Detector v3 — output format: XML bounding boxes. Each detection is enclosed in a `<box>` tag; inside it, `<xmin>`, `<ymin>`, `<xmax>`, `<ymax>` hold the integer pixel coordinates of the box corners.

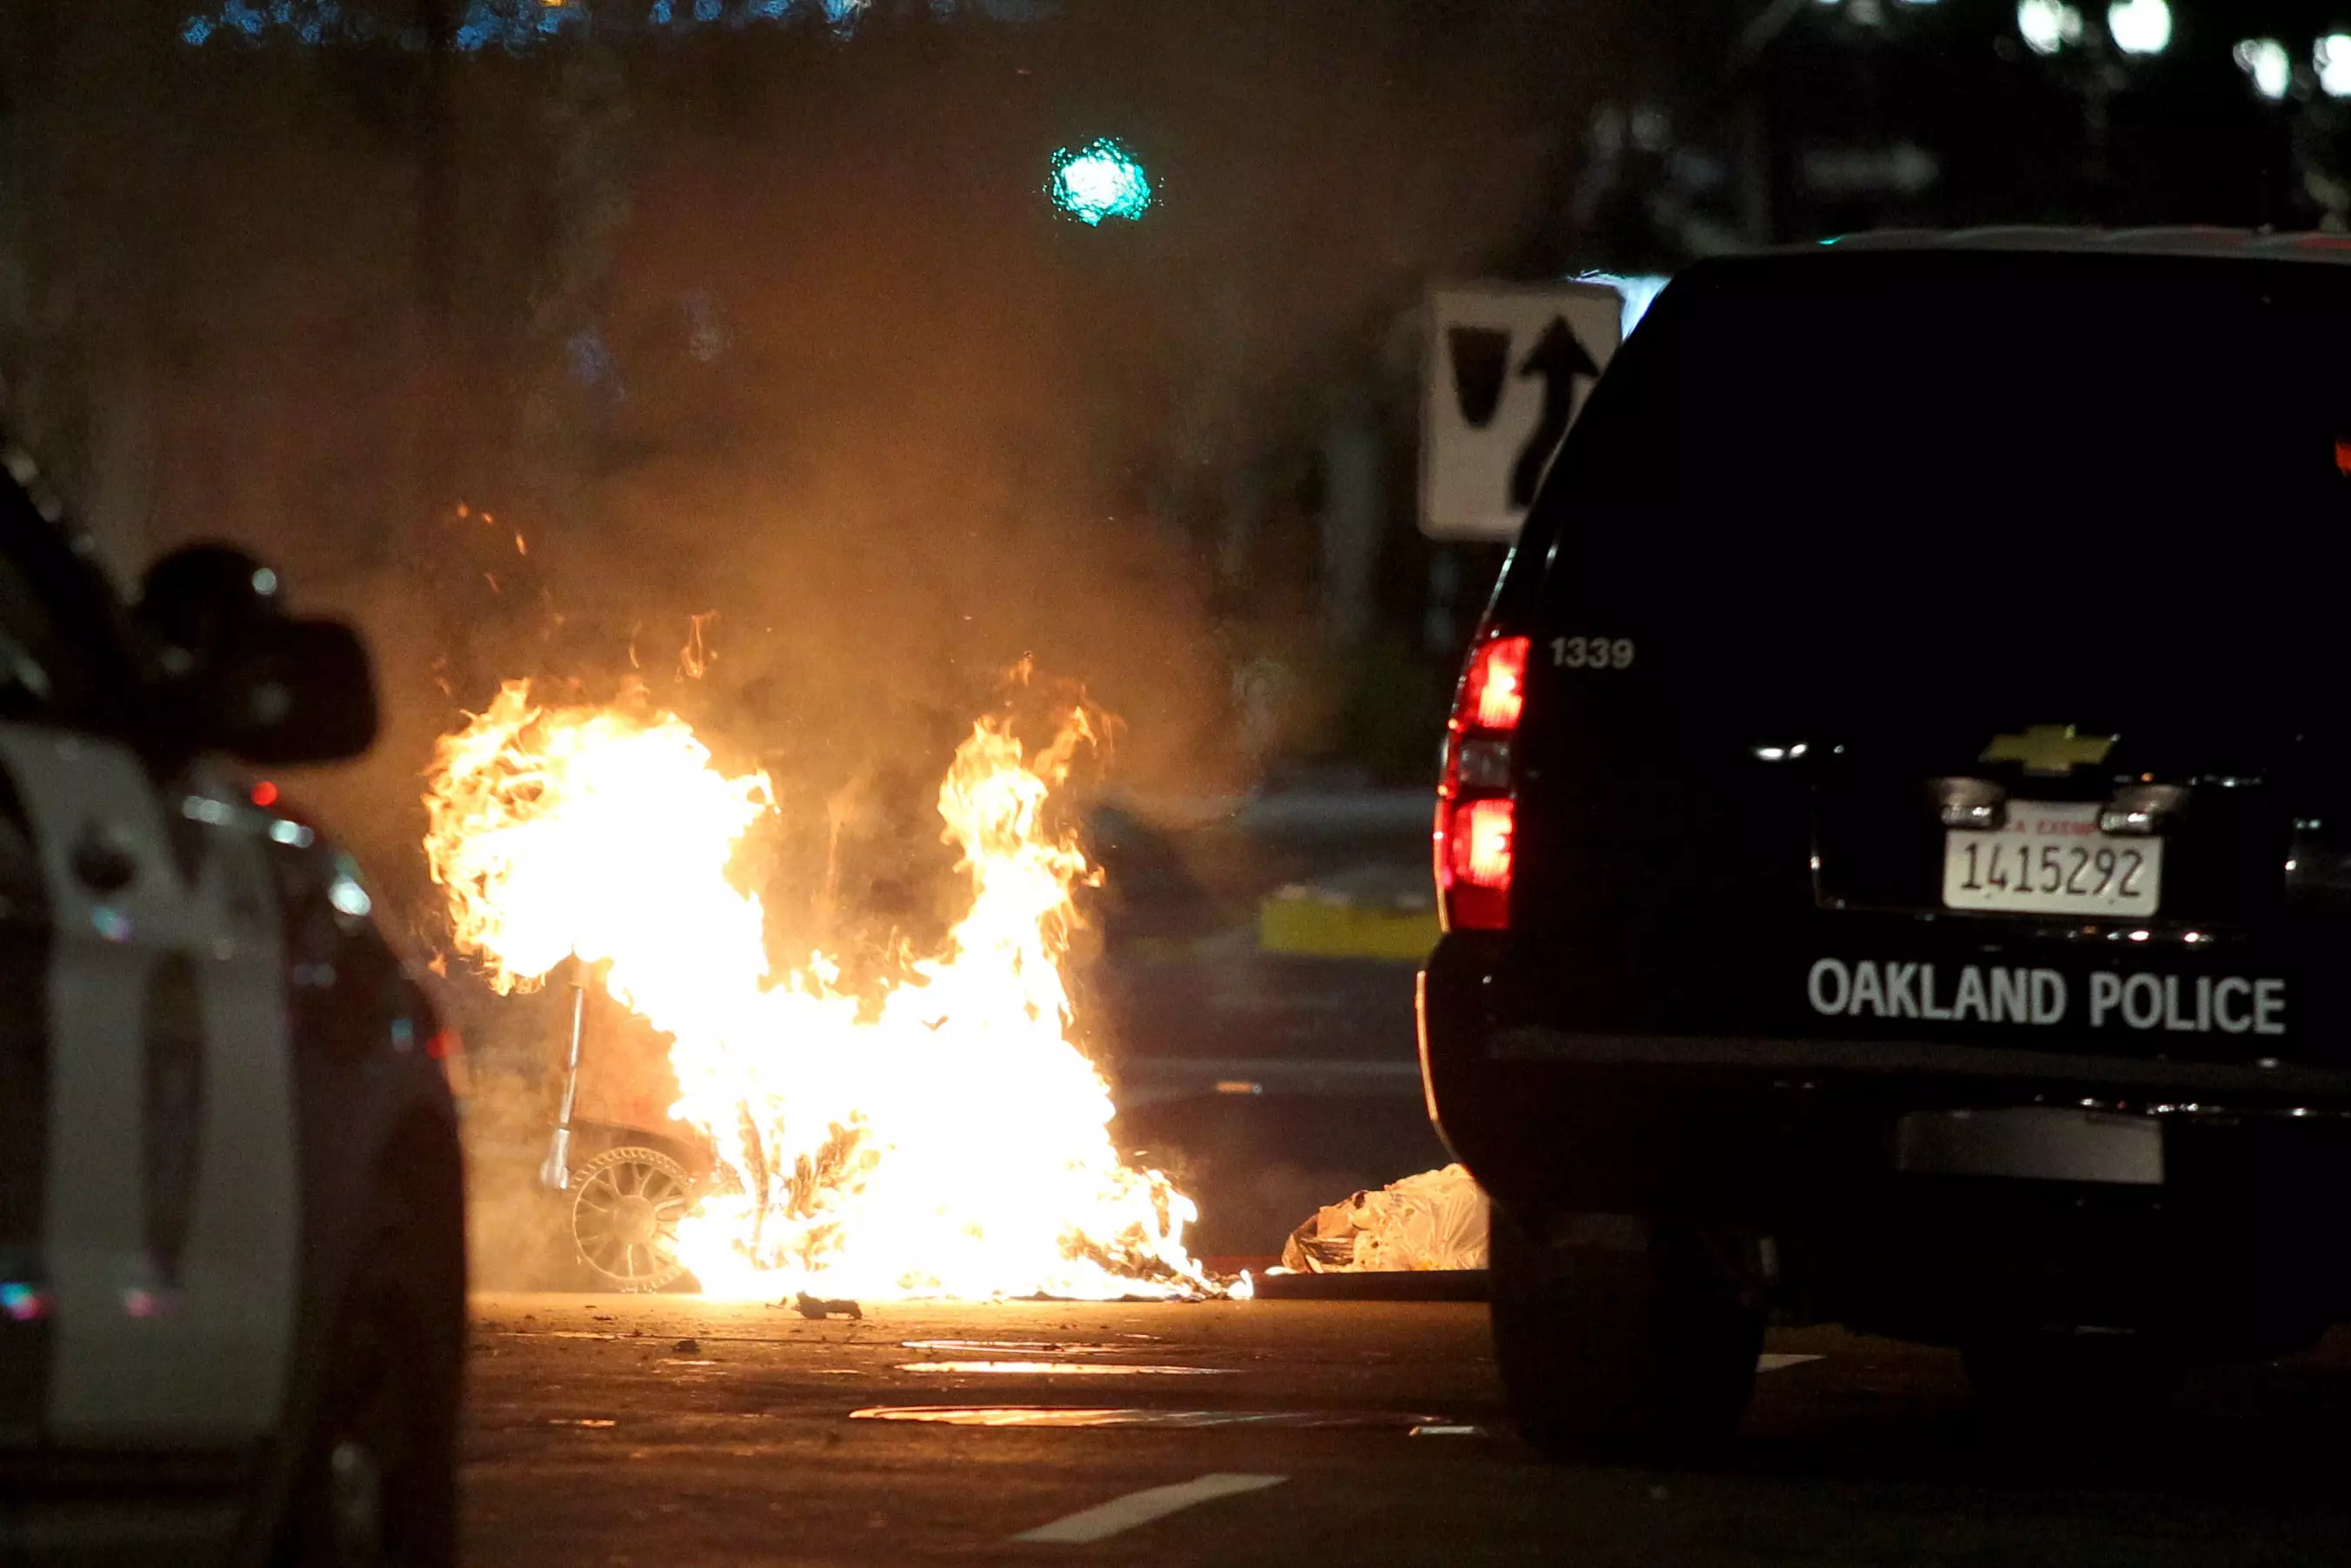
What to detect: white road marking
<box><xmin>896</xmin><ymin>1361</ymin><xmax>1230</xmax><ymax>1376</ymax></box>
<box><xmin>1757</xmin><ymin>1353</ymin><xmax>1825</xmax><ymax>1372</ymax></box>
<box><xmin>902</xmin><ymin>1340</ymin><xmax>1129</xmax><ymax>1354</ymax></box>
<box><xmin>1015</xmin><ymin>1473</ymin><xmax>1287</xmax><ymax>1544</ymax></box>
<box><xmin>852</xmin><ymin>1406</ymin><xmax>1437</xmax><ymax>1428</ymax></box>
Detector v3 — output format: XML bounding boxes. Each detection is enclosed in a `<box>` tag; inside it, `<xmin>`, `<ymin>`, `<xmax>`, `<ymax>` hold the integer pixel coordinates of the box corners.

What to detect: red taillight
<box><xmin>1459</xmin><ymin>636</ymin><xmax>1529</xmax><ymax>732</ymax></box>
<box><xmin>1435</xmin><ymin>632</ymin><xmax>1528</xmax><ymax>932</ymax></box>
<box><xmin>1435</xmin><ymin>798</ymin><xmax>1515</xmax><ymax>931</ymax></box>
<box><xmin>1454</xmin><ymin>798</ymin><xmax>1515</xmax><ymax>886</ymax></box>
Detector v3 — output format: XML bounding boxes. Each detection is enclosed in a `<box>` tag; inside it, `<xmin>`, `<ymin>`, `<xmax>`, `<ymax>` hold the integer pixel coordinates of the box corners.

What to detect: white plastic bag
<box><xmin>1278</xmin><ymin>1164</ymin><xmax>1489</xmax><ymax>1272</ymax></box>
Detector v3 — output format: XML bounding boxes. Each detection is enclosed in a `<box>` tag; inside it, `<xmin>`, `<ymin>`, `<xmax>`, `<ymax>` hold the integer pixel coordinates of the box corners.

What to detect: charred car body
<box><xmin>0</xmin><ymin>483</ymin><xmax>464</xmax><ymax>1565</ymax></box>
<box><xmin>485</xmin><ymin>968</ymin><xmax>708</xmax><ymax>1293</ymax></box>
<box><xmin>1421</xmin><ymin>232</ymin><xmax>2351</xmax><ymax>1454</ymax></box>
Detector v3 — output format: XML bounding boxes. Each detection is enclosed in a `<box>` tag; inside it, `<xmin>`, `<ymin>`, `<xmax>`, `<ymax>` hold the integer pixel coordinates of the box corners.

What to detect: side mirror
<box><xmin>135</xmin><ymin>544</ymin><xmax>379</xmax><ymax>764</ymax></box>
<box><xmin>210</xmin><ymin>617</ymin><xmax>378</xmax><ymax>765</ymax></box>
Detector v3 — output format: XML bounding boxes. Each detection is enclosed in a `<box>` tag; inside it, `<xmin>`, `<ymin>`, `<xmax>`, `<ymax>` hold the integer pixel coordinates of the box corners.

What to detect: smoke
<box><xmin>11</xmin><ymin>3</ymin><xmax>1585</xmax><ymax>878</ymax></box>
<box><xmin>2</xmin><ymin>1</ymin><xmax>1611</xmax><ymax>1277</ymax></box>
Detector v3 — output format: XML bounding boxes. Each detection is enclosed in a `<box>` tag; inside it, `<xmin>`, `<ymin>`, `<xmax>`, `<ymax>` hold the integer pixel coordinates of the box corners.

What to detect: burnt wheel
<box><xmin>569</xmin><ymin>1146</ymin><xmax>691</xmax><ymax>1292</ymax></box>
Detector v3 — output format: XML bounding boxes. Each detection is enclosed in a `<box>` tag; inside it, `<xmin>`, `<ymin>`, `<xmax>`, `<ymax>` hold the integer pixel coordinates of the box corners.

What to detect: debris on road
<box><xmin>673</xmin><ymin>1338</ymin><xmax>701</xmax><ymax>1352</ymax></box>
<box><xmin>1278</xmin><ymin>1164</ymin><xmax>1488</xmax><ymax>1273</ymax></box>
<box><xmin>793</xmin><ymin>1292</ymin><xmax>865</xmax><ymax>1320</ymax></box>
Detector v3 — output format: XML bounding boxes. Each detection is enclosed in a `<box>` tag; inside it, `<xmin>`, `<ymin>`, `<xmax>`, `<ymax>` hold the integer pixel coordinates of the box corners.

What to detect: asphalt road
<box><xmin>464</xmin><ymin>1292</ymin><xmax>2351</xmax><ymax>1567</ymax></box>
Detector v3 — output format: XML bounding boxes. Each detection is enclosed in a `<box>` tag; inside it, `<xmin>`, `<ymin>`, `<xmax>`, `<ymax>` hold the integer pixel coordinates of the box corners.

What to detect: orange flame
<box><xmin>422</xmin><ymin>680</ymin><xmax>1207</xmax><ymax>1300</ymax></box>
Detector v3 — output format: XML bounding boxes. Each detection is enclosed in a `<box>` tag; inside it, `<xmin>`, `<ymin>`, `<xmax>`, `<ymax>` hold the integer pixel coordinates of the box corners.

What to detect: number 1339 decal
<box><xmin>1552</xmin><ymin>635</ymin><xmax>1635</xmax><ymax>670</ymax></box>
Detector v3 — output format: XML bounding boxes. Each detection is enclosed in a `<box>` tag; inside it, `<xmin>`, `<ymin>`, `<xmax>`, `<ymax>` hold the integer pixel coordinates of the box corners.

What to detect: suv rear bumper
<box><xmin>1422</xmin><ymin>939</ymin><xmax>2351</xmax><ymax>1348</ymax></box>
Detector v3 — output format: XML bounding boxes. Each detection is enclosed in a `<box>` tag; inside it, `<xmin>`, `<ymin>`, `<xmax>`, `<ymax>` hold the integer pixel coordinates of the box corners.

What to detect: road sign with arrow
<box><xmin>1422</xmin><ymin>282</ymin><xmax>1622</xmax><ymax>541</ymax></box>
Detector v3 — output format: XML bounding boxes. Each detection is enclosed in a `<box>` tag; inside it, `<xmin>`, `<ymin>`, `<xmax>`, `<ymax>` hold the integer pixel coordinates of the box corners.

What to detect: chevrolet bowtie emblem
<box><xmin>1981</xmin><ymin>724</ymin><xmax>2116</xmax><ymax>777</ymax></box>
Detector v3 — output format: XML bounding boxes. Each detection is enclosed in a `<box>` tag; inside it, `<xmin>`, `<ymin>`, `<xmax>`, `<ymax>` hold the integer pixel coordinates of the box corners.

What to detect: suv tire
<box><xmin>273</xmin><ymin>1170</ymin><xmax>463</xmax><ymax>1568</ymax></box>
<box><xmin>1489</xmin><ymin>1206</ymin><xmax>1762</xmax><ymax>1461</ymax></box>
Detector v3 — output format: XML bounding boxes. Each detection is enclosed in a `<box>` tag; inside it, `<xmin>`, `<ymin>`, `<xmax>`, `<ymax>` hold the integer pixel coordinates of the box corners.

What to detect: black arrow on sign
<box><xmin>1509</xmin><ymin>316</ymin><xmax>1602</xmax><ymax>509</ymax></box>
<box><xmin>1446</xmin><ymin>327</ymin><xmax>1512</xmax><ymax>429</ymax></box>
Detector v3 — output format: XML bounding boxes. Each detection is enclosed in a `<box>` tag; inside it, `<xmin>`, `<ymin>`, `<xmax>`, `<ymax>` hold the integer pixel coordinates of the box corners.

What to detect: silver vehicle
<box><xmin>0</xmin><ymin>469</ymin><xmax>465</xmax><ymax>1566</ymax></box>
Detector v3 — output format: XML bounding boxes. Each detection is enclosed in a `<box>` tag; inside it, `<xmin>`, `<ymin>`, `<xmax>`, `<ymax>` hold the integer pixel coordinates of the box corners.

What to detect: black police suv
<box><xmin>0</xmin><ymin>470</ymin><xmax>465</xmax><ymax>1565</ymax></box>
<box><xmin>1421</xmin><ymin>231</ymin><xmax>2351</xmax><ymax>1455</ymax></box>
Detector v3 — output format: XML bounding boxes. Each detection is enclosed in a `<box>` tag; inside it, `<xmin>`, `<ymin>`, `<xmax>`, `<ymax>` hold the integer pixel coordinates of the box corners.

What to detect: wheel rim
<box><xmin>571</xmin><ymin>1152</ymin><xmax>690</xmax><ymax>1289</ymax></box>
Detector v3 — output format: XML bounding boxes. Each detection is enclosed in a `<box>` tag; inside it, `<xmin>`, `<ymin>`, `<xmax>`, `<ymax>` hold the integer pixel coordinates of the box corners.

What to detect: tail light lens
<box><xmin>1452</xmin><ymin>799</ymin><xmax>1515</xmax><ymax>885</ymax></box>
<box><xmin>1460</xmin><ymin>635</ymin><xmax>1528</xmax><ymax>730</ymax></box>
<box><xmin>1435</xmin><ymin>633</ymin><xmax>1529</xmax><ymax>932</ymax></box>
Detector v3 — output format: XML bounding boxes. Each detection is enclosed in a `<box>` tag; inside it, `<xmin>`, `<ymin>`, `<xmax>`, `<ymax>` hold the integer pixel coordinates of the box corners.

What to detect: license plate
<box><xmin>1941</xmin><ymin>800</ymin><xmax>2161</xmax><ymax>917</ymax></box>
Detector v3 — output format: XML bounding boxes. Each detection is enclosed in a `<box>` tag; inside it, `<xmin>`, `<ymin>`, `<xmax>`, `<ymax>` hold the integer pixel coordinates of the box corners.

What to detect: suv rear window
<box><xmin>1524</xmin><ymin>251</ymin><xmax>2351</xmax><ymax>716</ymax></box>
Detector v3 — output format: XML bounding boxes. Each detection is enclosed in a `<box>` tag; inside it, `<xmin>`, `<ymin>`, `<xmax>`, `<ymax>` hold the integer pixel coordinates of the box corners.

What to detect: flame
<box><xmin>423</xmin><ymin>680</ymin><xmax>1208</xmax><ymax>1300</ymax></box>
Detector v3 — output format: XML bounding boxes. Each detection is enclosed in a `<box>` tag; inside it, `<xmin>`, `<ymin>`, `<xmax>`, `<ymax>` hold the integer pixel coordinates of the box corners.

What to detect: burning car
<box><xmin>426</xmin><ymin>683</ymin><xmax>1217</xmax><ymax>1301</ymax></box>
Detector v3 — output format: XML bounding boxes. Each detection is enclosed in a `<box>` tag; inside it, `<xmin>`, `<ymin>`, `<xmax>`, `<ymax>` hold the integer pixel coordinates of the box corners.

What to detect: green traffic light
<box><xmin>1047</xmin><ymin>137</ymin><xmax>1154</xmax><ymax>226</ymax></box>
